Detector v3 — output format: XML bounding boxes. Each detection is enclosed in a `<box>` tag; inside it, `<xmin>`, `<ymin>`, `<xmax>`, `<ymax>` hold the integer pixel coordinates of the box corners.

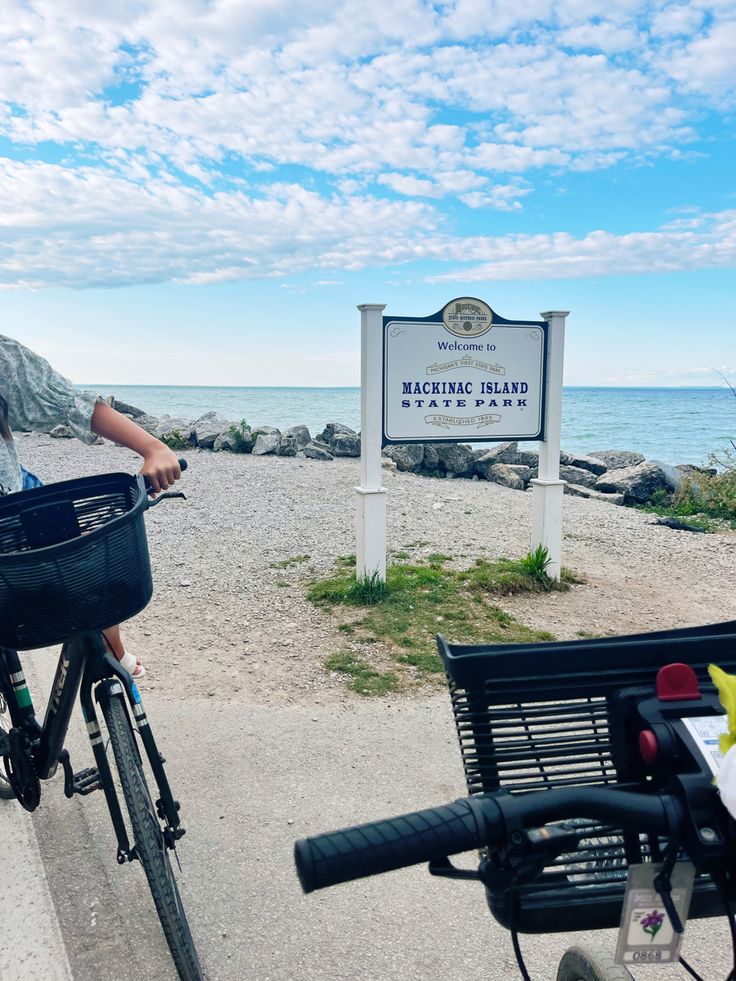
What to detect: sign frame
<box><xmin>381</xmin><ymin>300</ymin><xmax>549</xmax><ymax>446</ymax></box>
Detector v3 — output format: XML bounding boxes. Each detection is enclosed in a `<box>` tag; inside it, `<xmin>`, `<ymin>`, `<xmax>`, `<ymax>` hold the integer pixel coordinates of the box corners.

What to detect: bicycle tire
<box><xmin>0</xmin><ymin>692</ymin><xmax>16</xmax><ymax>799</ymax></box>
<box><xmin>101</xmin><ymin>694</ymin><xmax>203</xmax><ymax>981</ymax></box>
<box><xmin>556</xmin><ymin>945</ymin><xmax>635</xmax><ymax>981</ymax></box>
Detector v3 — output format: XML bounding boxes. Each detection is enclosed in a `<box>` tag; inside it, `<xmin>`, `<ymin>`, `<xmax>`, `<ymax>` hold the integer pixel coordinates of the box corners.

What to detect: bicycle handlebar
<box><xmin>294</xmin><ymin>787</ymin><xmax>680</xmax><ymax>893</ymax></box>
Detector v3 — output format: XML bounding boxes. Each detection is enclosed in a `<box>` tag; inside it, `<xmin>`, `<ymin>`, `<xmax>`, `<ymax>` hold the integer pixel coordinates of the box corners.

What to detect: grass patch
<box><xmin>324</xmin><ymin>651</ymin><xmax>398</xmax><ymax>696</ymax></box>
<box><xmin>269</xmin><ymin>554</ymin><xmax>311</xmax><ymax>569</ymax></box>
<box><xmin>310</xmin><ymin>551</ymin><xmax>575</xmax><ymax>685</ymax></box>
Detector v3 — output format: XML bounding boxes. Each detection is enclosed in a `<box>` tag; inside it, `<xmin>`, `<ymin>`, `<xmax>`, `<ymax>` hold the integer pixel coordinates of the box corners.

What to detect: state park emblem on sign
<box><xmin>442</xmin><ymin>297</ymin><xmax>493</xmax><ymax>338</ymax></box>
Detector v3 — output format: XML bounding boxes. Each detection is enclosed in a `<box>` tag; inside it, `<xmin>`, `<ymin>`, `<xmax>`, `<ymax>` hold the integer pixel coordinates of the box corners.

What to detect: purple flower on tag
<box><xmin>640</xmin><ymin>909</ymin><xmax>665</xmax><ymax>940</ymax></box>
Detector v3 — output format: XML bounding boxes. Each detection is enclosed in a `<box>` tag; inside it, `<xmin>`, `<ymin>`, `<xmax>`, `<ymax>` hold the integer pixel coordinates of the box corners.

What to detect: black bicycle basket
<box><xmin>0</xmin><ymin>472</ymin><xmax>153</xmax><ymax>650</ymax></box>
<box><xmin>438</xmin><ymin>620</ymin><xmax>736</xmax><ymax>934</ymax></box>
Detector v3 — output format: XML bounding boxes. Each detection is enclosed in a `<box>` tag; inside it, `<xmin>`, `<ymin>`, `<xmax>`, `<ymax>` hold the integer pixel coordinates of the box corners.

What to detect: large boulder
<box><xmin>382</xmin><ymin>444</ymin><xmax>424</xmax><ymax>472</ymax></box>
<box><xmin>277</xmin><ymin>434</ymin><xmax>299</xmax><ymax>457</ymax></box>
<box><xmin>283</xmin><ymin>425</ymin><xmax>311</xmax><ymax>450</ymax></box>
<box><xmin>304</xmin><ymin>441</ymin><xmax>334</xmax><ymax>461</ymax></box>
<box><xmin>594</xmin><ymin>461</ymin><xmax>673</xmax><ymax>503</ymax></box>
<box><xmin>649</xmin><ymin>460</ymin><xmax>683</xmax><ymax>493</ymax></box>
<box><xmin>251</xmin><ymin>425</ymin><xmax>281</xmax><ymax>438</ymax></box>
<box><xmin>559</xmin><ymin>451</ymin><xmax>607</xmax><ymax>475</ymax></box>
<box><xmin>213</xmin><ymin>430</ymin><xmax>239</xmax><ymax>452</ymax></box>
<box><xmin>565</xmin><ymin>483</ymin><xmax>624</xmax><ymax>505</ymax></box>
<box><xmin>192</xmin><ymin>412</ymin><xmax>234</xmax><ymax>449</ymax></box>
<box><xmin>331</xmin><ymin>432</ymin><xmax>361</xmax><ymax>457</ymax></box>
<box><xmin>155</xmin><ymin>416</ymin><xmax>194</xmax><ymax>442</ymax></box>
<box><xmin>317</xmin><ymin>422</ymin><xmax>356</xmax><ymax>446</ymax></box>
<box><xmin>559</xmin><ymin>464</ymin><xmax>599</xmax><ymax>489</ymax></box>
<box><xmin>590</xmin><ymin>450</ymin><xmax>645</xmax><ymax>470</ymax></box>
<box><xmin>252</xmin><ymin>434</ymin><xmax>280</xmax><ymax>455</ymax></box>
<box><xmin>485</xmin><ymin>464</ymin><xmax>525</xmax><ymax>490</ymax></box>
<box><xmin>435</xmin><ymin>443</ymin><xmax>475</xmax><ymax>475</ymax></box>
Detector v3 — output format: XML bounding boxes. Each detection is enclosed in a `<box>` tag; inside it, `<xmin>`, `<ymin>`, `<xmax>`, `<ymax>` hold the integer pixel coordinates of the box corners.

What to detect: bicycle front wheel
<box><xmin>556</xmin><ymin>945</ymin><xmax>634</xmax><ymax>981</ymax></box>
<box><xmin>0</xmin><ymin>691</ymin><xmax>16</xmax><ymax>799</ymax></box>
<box><xmin>101</xmin><ymin>694</ymin><xmax>203</xmax><ymax>981</ymax></box>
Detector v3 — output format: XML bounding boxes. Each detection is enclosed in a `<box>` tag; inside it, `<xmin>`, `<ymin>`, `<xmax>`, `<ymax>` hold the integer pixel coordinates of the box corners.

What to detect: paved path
<box><xmin>2</xmin><ymin>653</ymin><xmax>734</xmax><ymax>981</ymax></box>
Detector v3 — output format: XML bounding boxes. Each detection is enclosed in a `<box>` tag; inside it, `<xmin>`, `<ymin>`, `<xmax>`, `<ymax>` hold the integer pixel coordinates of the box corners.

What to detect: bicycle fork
<box><xmin>84</xmin><ymin>656</ymin><xmax>185</xmax><ymax>864</ymax></box>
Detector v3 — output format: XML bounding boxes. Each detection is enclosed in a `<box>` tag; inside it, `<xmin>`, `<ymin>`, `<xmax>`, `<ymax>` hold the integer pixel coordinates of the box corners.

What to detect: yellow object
<box><xmin>708</xmin><ymin>664</ymin><xmax>736</xmax><ymax>753</ymax></box>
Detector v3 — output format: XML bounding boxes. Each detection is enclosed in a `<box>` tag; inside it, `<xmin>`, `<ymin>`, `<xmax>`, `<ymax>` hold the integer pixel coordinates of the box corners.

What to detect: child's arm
<box><xmin>91</xmin><ymin>402</ymin><xmax>181</xmax><ymax>494</ymax></box>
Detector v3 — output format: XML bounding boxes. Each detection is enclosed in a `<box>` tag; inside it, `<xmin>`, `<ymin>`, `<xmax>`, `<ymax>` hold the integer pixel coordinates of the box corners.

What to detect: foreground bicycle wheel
<box><xmin>101</xmin><ymin>695</ymin><xmax>203</xmax><ymax>981</ymax></box>
<box><xmin>556</xmin><ymin>945</ymin><xmax>634</xmax><ymax>981</ymax></box>
<box><xmin>0</xmin><ymin>692</ymin><xmax>15</xmax><ymax>799</ymax></box>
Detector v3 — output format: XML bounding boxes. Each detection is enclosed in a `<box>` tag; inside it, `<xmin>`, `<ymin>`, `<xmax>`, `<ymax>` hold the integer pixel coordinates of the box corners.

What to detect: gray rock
<box><xmin>110</xmin><ymin>398</ymin><xmax>147</xmax><ymax>419</ymax></box>
<box><xmin>676</xmin><ymin>464</ymin><xmax>717</xmax><ymax>479</ymax></box>
<box><xmin>277</xmin><ymin>435</ymin><xmax>299</xmax><ymax>457</ymax></box>
<box><xmin>304</xmin><ymin>441</ymin><xmax>334</xmax><ymax>461</ymax></box>
<box><xmin>422</xmin><ymin>444</ymin><xmax>441</xmax><ymax>473</ymax></box>
<box><xmin>594</xmin><ymin>461</ymin><xmax>673</xmax><ymax>503</ymax></box>
<box><xmin>435</xmin><ymin>443</ymin><xmax>475</xmax><ymax>475</ymax></box>
<box><xmin>213</xmin><ymin>431</ymin><xmax>239</xmax><ymax>452</ymax></box>
<box><xmin>382</xmin><ymin>444</ymin><xmax>424</xmax><ymax>472</ymax></box>
<box><xmin>193</xmin><ymin>411</ymin><xmax>234</xmax><ymax>449</ymax></box>
<box><xmin>155</xmin><ymin>416</ymin><xmax>193</xmax><ymax>439</ymax></box>
<box><xmin>317</xmin><ymin>422</ymin><xmax>356</xmax><ymax>446</ymax></box>
<box><xmin>331</xmin><ymin>433</ymin><xmax>361</xmax><ymax>457</ymax></box>
<box><xmin>559</xmin><ymin>464</ymin><xmax>600</xmax><ymax>489</ymax></box>
<box><xmin>564</xmin><ymin>483</ymin><xmax>625</xmax><ymax>505</ymax></box>
<box><xmin>50</xmin><ymin>423</ymin><xmax>73</xmax><ymax>438</ymax></box>
<box><xmin>502</xmin><ymin>464</ymin><xmax>533</xmax><ymax>483</ymax></box>
<box><xmin>590</xmin><ymin>450</ymin><xmax>645</xmax><ymax>470</ymax></box>
<box><xmin>252</xmin><ymin>434</ymin><xmax>281</xmax><ymax>456</ymax></box>
<box><xmin>251</xmin><ymin>426</ymin><xmax>281</xmax><ymax>438</ymax></box>
<box><xmin>649</xmin><ymin>459</ymin><xmax>683</xmax><ymax>492</ymax></box>
<box><xmin>514</xmin><ymin>449</ymin><xmax>540</xmax><ymax>467</ymax></box>
<box><xmin>130</xmin><ymin>412</ymin><xmax>159</xmax><ymax>436</ymax></box>
<box><xmin>473</xmin><ymin>442</ymin><xmax>519</xmax><ymax>467</ymax></box>
<box><xmin>486</xmin><ymin>463</ymin><xmax>525</xmax><ymax>490</ymax></box>
<box><xmin>283</xmin><ymin>425</ymin><xmax>311</xmax><ymax>450</ymax></box>
<box><xmin>559</xmin><ymin>451</ymin><xmax>607</xmax><ymax>475</ymax></box>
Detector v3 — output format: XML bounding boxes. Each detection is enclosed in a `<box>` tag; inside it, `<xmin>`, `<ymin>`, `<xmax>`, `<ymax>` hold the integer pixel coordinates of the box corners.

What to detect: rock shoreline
<box><xmin>48</xmin><ymin>399</ymin><xmax>714</xmax><ymax>508</ymax></box>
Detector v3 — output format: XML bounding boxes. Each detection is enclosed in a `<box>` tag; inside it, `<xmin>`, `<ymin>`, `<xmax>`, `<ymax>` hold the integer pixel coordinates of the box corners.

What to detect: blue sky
<box><xmin>1</xmin><ymin>0</ymin><xmax>734</xmax><ymax>387</ymax></box>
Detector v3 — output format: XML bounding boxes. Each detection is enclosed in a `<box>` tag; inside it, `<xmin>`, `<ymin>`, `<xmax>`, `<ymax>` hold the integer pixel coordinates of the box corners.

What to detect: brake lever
<box><xmin>146</xmin><ymin>491</ymin><xmax>187</xmax><ymax>508</ymax></box>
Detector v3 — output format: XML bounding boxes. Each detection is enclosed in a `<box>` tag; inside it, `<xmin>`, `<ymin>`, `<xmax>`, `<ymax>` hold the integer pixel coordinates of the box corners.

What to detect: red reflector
<box><xmin>639</xmin><ymin>730</ymin><xmax>658</xmax><ymax>766</ymax></box>
<box><xmin>656</xmin><ymin>663</ymin><xmax>701</xmax><ymax>701</ymax></box>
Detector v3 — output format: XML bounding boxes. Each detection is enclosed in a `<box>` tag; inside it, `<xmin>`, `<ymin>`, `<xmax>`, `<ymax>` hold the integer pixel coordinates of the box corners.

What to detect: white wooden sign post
<box><xmin>356</xmin><ymin>304</ymin><xmax>387</xmax><ymax>581</ymax></box>
<box><xmin>357</xmin><ymin>299</ymin><xmax>568</xmax><ymax>583</ymax></box>
<box><xmin>531</xmin><ymin>311</ymin><xmax>569</xmax><ymax>581</ymax></box>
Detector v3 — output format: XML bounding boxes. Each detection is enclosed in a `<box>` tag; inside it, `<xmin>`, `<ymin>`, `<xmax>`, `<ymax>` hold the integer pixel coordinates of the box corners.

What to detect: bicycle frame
<box><xmin>0</xmin><ymin>633</ymin><xmax>184</xmax><ymax>862</ymax></box>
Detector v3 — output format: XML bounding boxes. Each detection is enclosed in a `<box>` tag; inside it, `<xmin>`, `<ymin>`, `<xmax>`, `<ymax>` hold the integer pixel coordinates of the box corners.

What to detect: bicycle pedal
<box><xmin>73</xmin><ymin>767</ymin><xmax>101</xmax><ymax>796</ymax></box>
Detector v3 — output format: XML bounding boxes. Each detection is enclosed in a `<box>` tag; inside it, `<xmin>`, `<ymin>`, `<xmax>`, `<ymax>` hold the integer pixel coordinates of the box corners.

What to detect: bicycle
<box><xmin>0</xmin><ymin>461</ymin><xmax>203</xmax><ymax>981</ymax></box>
<box><xmin>294</xmin><ymin>620</ymin><xmax>736</xmax><ymax>980</ymax></box>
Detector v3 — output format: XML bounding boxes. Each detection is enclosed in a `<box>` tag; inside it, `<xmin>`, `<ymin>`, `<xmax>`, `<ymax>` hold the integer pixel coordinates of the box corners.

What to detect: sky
<box><xmin>1</xmin><ymin>0</ymin><xmax>734</xmax><ymax>387</ymax></box>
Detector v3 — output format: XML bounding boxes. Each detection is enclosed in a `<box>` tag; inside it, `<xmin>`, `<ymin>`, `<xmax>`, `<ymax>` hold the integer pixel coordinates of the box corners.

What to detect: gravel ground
<box><xmin>15</xmin><ymin>431</ymin><xmax>736</xmax><ymax>706</ymax></box>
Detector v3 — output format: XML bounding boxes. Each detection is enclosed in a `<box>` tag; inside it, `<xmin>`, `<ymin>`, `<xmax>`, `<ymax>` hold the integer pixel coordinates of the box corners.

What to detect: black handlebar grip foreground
<box><xmin>295</xmin><ymin>797</ymin><xmax>495</xmax><ymax>893</ymax></box>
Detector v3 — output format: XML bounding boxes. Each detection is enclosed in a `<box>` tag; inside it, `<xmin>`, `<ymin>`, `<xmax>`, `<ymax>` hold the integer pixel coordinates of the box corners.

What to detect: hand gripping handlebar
<box><xmin>294</xmin><ymin>788</ymin><xmax>681</xmax><ymax>894</ymax></box>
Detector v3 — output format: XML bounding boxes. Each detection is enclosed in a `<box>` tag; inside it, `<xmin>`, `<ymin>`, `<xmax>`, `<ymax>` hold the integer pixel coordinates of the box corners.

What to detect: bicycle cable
<box><xmin>509</xmin><ymin>905</ymin><xmax>533</xmax><ymax>981</ymax></box>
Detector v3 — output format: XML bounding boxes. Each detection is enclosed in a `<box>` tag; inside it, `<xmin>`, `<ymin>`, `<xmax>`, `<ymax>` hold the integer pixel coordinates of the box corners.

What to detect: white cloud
<box><xmin>0</xmin><ymin>1</ymin><xmax>734</xmax><ymax>289</ymax></box>
<box><xmin>0</xmin><ymin>158</ymin><xmax>733</xmax><ymax>288</ymax></box>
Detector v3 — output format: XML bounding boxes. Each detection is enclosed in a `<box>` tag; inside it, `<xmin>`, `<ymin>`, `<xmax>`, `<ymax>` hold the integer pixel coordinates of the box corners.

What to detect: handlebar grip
<box><xmin>295</xmin><ymin>797</ymin><xmax>493</xmax><ymax>893</ymax></box>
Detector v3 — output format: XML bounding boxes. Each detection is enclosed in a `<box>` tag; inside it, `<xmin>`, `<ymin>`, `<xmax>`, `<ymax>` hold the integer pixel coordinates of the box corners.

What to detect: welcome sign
<box><xmin>383</xmin><ymin>298</ymin><xmax>548</xmax><ymax>444</ymax></box>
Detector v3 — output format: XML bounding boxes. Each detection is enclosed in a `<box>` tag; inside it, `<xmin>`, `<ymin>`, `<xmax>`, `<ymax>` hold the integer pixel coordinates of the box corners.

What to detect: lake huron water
<box><xmin>80</xmin><ymin>384</ymin><xmax>735</xmax><ymax>467</ymax></box>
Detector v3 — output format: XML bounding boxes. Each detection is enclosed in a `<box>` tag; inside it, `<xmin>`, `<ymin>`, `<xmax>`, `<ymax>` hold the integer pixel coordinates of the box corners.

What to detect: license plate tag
<box><xmin>614</xmin><ymin>862</ymin><xmax>695</xmax><ymax>966</ymax></box>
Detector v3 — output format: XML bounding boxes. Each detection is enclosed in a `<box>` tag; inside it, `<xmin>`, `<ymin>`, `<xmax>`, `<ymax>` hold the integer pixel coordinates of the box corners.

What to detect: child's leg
<box><xmin>102</xmin><ymin>625</ymin><xmax>146</xmax><ymax>679</ymax></box>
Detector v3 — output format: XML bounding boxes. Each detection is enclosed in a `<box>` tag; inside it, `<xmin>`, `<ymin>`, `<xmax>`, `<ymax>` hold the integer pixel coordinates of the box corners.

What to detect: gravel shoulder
<box><xmin>16</xmin><ymin>432</ymin><xmax>736</xmax><ymax>705</ymax></box>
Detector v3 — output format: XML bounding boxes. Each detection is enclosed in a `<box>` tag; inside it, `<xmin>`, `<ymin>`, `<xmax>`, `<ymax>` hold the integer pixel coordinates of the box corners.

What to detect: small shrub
<box><xmin>161</xmin><ymin>429</ymin><xmax>189</xmax><ymax>450</ymax></box>
<box><xmin>228</xmin><ymin>418</ymin><xmax>252</xmax><ymax>453</ymax></box>
<box><xmin>519</xmin><ymin>544</ymin><xmax>553</xmax><ymax>583</ymax></box>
